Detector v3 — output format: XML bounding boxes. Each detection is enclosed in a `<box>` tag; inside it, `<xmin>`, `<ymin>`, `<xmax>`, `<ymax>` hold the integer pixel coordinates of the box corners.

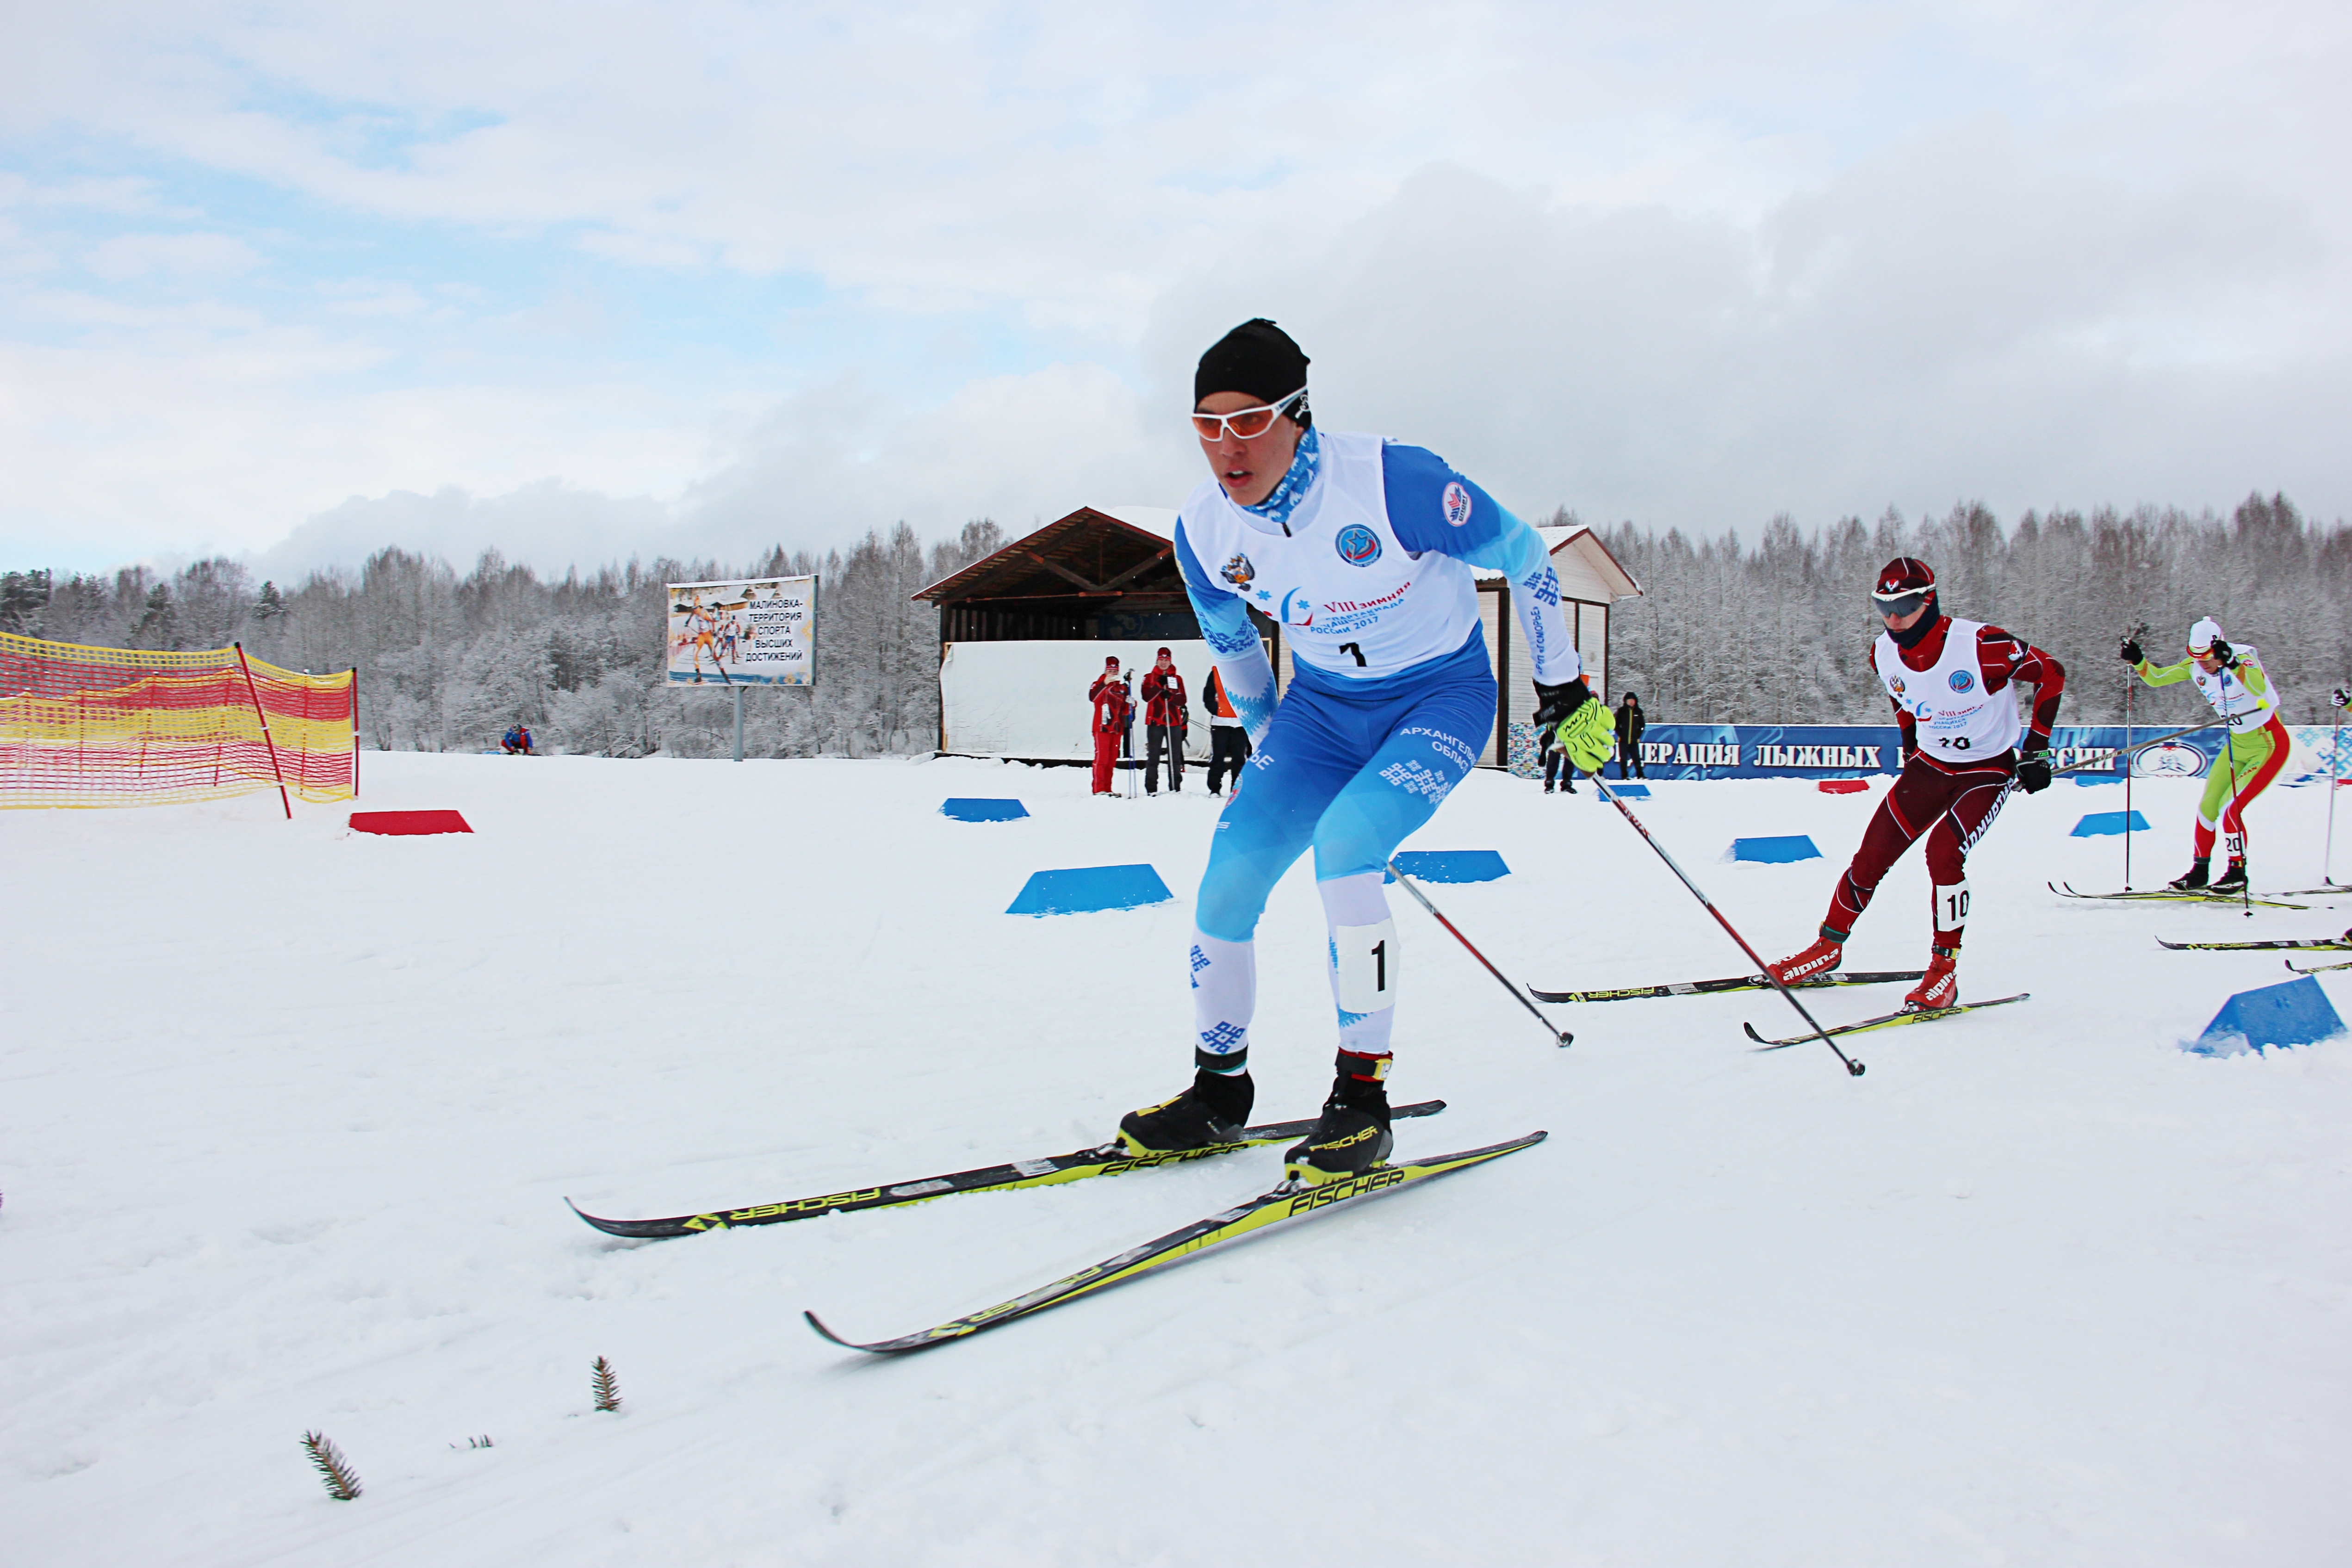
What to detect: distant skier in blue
<box><xmin>1118</xmin><ymin>319</ymin><xmax>1613</xmax><ymax>1184</ymax></box>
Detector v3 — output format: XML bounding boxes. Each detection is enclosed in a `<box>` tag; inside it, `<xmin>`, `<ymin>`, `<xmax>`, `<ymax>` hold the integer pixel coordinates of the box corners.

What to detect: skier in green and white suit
<box><xmin>2121</xmin><ymin>616</ymin><xmax>2291</xmax><ymax>894</ymax></box>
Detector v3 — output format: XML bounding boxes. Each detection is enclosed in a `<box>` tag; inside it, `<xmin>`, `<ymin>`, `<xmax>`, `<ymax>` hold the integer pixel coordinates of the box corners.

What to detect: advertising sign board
<box><xmin>664</xmin><ymin>577</ymin><xmax>818</xmax><ymax>687</ymax></box>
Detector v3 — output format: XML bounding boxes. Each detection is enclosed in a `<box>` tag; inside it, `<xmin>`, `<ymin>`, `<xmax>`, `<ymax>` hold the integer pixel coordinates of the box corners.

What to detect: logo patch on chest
<box><xmin>1441</xmin><ymin>481</ymin><xmax>1473</xmax><ymax>527</ymax></box>
<box><xmin>1334</xmin><ymin>524</ymin><xmax>1383</xmax><ymax>566</ymax></box>
<box><xmin>1948</xmin><ymin>669</ymin><xmax>1975</xmax><ymax>693</ymax></box>
<box><xmin>1219</xmin><ymin>553</ymin><xmax>1255</xmax><ymax>588</ymax></box>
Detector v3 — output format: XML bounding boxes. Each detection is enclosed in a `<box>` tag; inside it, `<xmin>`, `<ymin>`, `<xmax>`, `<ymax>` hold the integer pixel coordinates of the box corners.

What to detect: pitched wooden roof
<box><xmin>912</xmin><ymin>506</ymin><xmax>1186</xmax><ymax>607</ymax></box>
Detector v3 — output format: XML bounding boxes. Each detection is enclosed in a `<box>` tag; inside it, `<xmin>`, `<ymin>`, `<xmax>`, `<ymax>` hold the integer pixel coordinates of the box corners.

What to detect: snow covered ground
<box><xmin>7</xmin><ymin>752</ymin><xmax>2352</xmax><ymax>1566</ymax></box>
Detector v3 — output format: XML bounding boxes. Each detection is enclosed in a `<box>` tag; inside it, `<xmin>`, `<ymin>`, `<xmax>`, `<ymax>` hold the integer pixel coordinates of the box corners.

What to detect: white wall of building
<box><xmin>939</xmin><ymin>640</ymin><xmax>1216</xmax><ymax>760</ymax></box>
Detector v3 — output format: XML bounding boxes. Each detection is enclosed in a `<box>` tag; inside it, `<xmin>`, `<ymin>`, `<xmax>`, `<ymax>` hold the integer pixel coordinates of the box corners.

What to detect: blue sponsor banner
<box><xmin>1544</xmin><ymin>724</ymin><xmax>2235</xmax><ymax>781</ymax></box>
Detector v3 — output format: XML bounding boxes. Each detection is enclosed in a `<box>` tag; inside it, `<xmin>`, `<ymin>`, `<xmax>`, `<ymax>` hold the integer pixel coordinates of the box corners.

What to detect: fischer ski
<box><xmin>804</xmin><ymin>1130</ymin><xmax>1546</xmax><ymax>1355</ymax></box>
<box><xmin>1743</xmin><ymin>993</ymin><xmax>2030</xmax><ymax>1049</ymax></box>
<box><xmin>2050</xmin><ymin>881</ymin><xmax>2309</xmax><ymax>911</ymax></box>
<box><xmin>565</xmin><ymin>1101</ymin><xmax>1448</xmax><ymax>1239</ymax></box>
<box><xmin>1529</xmin><ymin>969</ymin><xmax>1922</xmax><ymax>1005</ymax></box>
<box><xmin>2285</xmin><ymin>956</ymin><xmax>2352</xmax><ymax>975</ymax></box>
<box><xmin>2157</xmin><ymin>930</ymin><xmax>2352</xmax><ymax>952</ymax></box>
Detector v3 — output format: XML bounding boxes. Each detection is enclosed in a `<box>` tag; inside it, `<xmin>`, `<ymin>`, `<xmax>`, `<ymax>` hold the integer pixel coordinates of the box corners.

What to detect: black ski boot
<box><xmin>1283</xmin><ymin>1050</ymin><xmax>1395</xmax><ymax>1188</ymax></box>
<box><xmin>2210</xmin><ymin>859</ymin><xmax>2249</xmax><ymax>894</ymax></box>
<box><xmin>1117</xmin><ymin>1062</ymin><xmax>1254</xmax><ymax>1156</ymax></box>
<box><xmin>2169</xmin><ymin>859</ymin><xmax>2210</xmax><ymax>891</ymax></box>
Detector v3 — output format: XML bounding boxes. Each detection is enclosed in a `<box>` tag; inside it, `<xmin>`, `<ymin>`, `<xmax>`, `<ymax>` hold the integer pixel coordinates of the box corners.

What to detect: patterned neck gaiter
<box><xmin>1240</xmin><ymin>425</ymin><xmax>1321</xmax><ymax>534</ymax></box>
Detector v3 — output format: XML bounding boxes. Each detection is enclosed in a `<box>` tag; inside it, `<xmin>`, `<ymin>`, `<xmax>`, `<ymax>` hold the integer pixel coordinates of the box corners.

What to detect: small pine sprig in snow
<box><xmin>301</xmin><ymin>1431</ymin><xmax>363</xmax><ymax>1500</ymax></box>
<box><xmin>591</xmin><ymin>1356</ymin><xmax>622</xmax><ymax>1413</ymax></box>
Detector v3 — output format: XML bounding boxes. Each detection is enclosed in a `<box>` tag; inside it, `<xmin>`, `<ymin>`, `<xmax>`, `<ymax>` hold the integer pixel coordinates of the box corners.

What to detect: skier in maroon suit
<box><xmin>1089</xmin><ymin>657</ymin><xmax>1133</xmax><ymax>795</ymax></box>
<box><xmin>1767</xmin><ymin>558</ymin><xmax>2064</xmax><ymax>1011</ymax></box>
<box><xmin>1140</xmin><ymin>646</ymin><xmax>1190</xmax><ymax>794</ymax></box>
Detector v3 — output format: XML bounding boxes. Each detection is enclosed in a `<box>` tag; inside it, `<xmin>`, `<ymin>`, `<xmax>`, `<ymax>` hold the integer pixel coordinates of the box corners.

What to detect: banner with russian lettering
<box><xmin>1504</xmin><ymin>722</ymin><xmax>2285</xmax><ymax>781</ymax></box>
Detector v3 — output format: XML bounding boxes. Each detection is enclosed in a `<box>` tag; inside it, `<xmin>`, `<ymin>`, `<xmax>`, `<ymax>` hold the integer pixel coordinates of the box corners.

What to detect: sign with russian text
<box><xmin>1507</xmin><ymin>722</ymin><xmax>2253</xmax><ymax>781</ymax></box>
<box><xmin>664</xmin><ymin>576</ymin><xmax>818</xmax><ymax>687</ymax></box>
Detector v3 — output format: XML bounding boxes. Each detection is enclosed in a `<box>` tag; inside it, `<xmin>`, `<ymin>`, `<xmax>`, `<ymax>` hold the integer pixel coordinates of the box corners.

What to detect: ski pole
<box><xmin>2048</xmin><ymin>717</ymin><xmax>2230</xmax><ymax>777</ymax></box>
<box><xmin>2326</xmin><ymin>692</ymin><xmax>2344</xmax><ymax>887</ymax></box>
<box><xmin>2216</xmin><ymin>668</ymin><xmax>2251</xmax><ymax>917</ymax></box>
<box><xmin>1385</xmin><ymin>860</ymin><xmax>1573</xmax><ymax>1049</ymax></box>
<box><xmin>2122</xmin><ymin>622</ymin><xmax>2145</xmax><ymax>890</ymax></box>
<box><xmin>1584</xmin><ymin>771</ymin><xmax>1864</xmax><ymax>1076</ymax></box>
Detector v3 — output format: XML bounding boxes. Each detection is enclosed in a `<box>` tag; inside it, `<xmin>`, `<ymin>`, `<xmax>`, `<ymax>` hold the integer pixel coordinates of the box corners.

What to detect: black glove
<box><xmin>2119</xmin><ymin>636</ymin><xmax>2142</xmax><ymax>663</ymax></box>
<box><xmin>1531</xmin><ymin>677</ymin><xmax>1592</xmax><ymax>734</ymax></box>
<box><xmin>2014</xmin><ymin>753</ymin><xmax>2052</xmax><ymax>793</ymax></box>
<box><xmin>2333</xmin><ymin>687</ymin><xmax>2350</xmax><ymax>710</ymax></box>
<box><xmin>2209</xmin><ymin>637</ymin><xmax>2236</xmax><ymax>669</ymax></box>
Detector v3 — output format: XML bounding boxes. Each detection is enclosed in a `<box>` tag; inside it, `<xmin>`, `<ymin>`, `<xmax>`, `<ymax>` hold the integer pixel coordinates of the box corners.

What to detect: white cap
<box><xmin>2187</xmin><ymin>617</ymin><xmax>2223</xmax><ymax>653</ymax></box>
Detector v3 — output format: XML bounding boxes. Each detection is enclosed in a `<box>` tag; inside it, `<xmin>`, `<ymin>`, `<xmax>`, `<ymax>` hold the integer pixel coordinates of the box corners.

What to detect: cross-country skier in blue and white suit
<box><xmin>1117</xmin><ymin>319</ymin><xmax>1613</xmax><ymax>1185</ymax></box>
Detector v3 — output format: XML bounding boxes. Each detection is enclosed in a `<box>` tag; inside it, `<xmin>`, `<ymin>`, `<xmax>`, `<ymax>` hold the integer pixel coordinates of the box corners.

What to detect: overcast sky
<box><xmin>4</xmin><ymin>0</ymin><xmax>2347</xmax><ymax>579</ymax></box>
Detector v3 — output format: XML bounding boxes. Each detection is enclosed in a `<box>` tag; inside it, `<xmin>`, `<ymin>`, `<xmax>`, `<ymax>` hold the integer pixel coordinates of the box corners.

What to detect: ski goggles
<box><xmin>1190</xmin><ymin>387</ymin><xmax>1308</xmax><ymax>441</ymax></box>
<box><xmin>1870</xmin><ymin>588</ymin><xmax>1930</xmax><ymax>620</ymax></box>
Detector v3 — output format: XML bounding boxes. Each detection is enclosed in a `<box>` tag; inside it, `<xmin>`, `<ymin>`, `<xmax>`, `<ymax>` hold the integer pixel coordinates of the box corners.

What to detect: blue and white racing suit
<box><xmin>1177</xmin><ymin>427</ymin><xmax>1579</xmax><ymax>1075</ymax></box>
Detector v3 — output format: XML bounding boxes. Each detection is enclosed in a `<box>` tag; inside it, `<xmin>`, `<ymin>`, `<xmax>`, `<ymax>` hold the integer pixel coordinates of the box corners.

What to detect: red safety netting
<box><xmin>0</xmin><ymin>632</ymin><xmax>356</xmax><ymax>810</ymax></box>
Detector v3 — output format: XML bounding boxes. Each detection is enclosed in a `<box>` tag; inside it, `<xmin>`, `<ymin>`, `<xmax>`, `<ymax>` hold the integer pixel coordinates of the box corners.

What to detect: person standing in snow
<box><xmin>1140</xmin><ymin>647</ymin><xmax>1189</xmax><ymax>794</ymax></box>
<box><xmin>1116</xmin><ymin>318</ymin><xmax>1610</xmax><ymax>1185</ymax></box>
<box><xmin>1766</xmin><ymin>558</ymin><xmax>2065</xmax><ymax>1012</ymax></box>
<box><xmin>1614</xmin><ymin>692</ymin><xmax>1646</xmax><ymax>780</ymax></box>
<box><xmin>2122</xmin><ymin>617</ymin><xmax>2291</xmax><ymax>893</ymax></box>
<box><xmin>1541</xmin><ymin>730</ymin><xmax>1581</xmax><ymax>793</ymax></box>
<box><xmin>1088</xmin><ymin>657</ymin><xmax>1132</xmax><ymax>796</ymax></box>
<box><xmin>1203</xmin><ymin>666</ymin><xmax>1252</xmax><ymax>796</ymax></box>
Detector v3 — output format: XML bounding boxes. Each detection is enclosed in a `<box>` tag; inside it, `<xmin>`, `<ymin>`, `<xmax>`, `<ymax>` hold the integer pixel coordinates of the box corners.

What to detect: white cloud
<box><xmin>84</xmin><ymin>231</ymin><xmax>262</xmax><ymax>281</ymax></box>
<box><xmin>1</xmin><ymin>0</ymin><xmax>2348</xmax><ymax>575</ymax></box>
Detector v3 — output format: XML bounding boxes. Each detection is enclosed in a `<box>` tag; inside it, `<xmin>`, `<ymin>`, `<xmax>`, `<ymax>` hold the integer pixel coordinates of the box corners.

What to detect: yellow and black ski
<box><xmin>1529</xmin><ymin>968</ymin><xmax>1921</xmax><ymax>1004</ymax></box>
<box><xmin>565</xmin><ymin>1101</ymin><xmax>1447</xmax><ymax>1239</ymax></box>
<box><xmin>2050</xmin><ymin>881</ymin><xmax>2309</xmax><ymax>911</ymax></box>
<box><xmin>804</xmin><ymin>1131</ymin><xmax>1546</xmax><ymax>1355</ymax></box>
<box><xmin>1744</xmin><ymin>993</ymin><xmax>2029</xmax><ymax>1050</ymax></box>
<box><xmin>2157</xmin><ymin>930</ymin><xmax>2352</xmax><ymax>952</ymax></box>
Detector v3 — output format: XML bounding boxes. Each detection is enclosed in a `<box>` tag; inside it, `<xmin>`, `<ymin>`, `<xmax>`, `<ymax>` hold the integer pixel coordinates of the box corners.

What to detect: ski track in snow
<box><xmin>5</xmin><ymin>753</ymin><xmax>2351</xmax><ymax>1565</ymax></box>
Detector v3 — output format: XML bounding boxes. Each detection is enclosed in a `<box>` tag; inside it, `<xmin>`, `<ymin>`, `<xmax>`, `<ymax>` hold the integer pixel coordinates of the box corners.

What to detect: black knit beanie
<box><xmin>1194</xmin><ymin>318</ymin><xmax>1311</xmax><ymax>427</ymax></box>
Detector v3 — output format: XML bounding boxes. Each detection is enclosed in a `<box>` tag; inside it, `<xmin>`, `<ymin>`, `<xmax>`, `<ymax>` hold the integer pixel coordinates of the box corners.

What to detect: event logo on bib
<box><xmin>1949</xmin><ymin>669</ymin><xmax>1976</xmax><ymax>693</ymax></box>
<box><xmin>1334</xmin><ymin>524</ymin><xmax>1383</xmax><ymax>566</ymax></box>
<box><xmin>1278</xmin><ymin>587</ymin><xmax>1316</xmax><ymax>626</ymax></box>
<box><xmin>1441</xmin><ymin>481</ymin><xmax>1473</xmax><ymax>527</ymax></box>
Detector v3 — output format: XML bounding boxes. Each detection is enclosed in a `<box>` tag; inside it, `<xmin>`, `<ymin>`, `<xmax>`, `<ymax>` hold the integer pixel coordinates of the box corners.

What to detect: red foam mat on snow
<box><xmin>350</xmin><ymin>810</ymin><xmax>473</xmax><ymax>836</ymax></box>
<box><xmin>1817</xmin><ymin>779</ymin><xmax>1870</xmax><ymax>794</ymax></box>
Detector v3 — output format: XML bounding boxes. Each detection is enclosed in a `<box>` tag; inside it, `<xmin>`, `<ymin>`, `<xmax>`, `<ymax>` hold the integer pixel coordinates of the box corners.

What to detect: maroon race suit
<box><xmin>1823</xmin><ymin>616</ymin><xmax>2066</xmax><ymax>949</ymax></box>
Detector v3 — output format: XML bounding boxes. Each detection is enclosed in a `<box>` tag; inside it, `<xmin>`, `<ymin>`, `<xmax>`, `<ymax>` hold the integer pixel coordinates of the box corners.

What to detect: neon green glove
<box><xmin>1552</xmin><ymin>698</ymin><xmax>1616</xmax><ymax>774</ymax></box>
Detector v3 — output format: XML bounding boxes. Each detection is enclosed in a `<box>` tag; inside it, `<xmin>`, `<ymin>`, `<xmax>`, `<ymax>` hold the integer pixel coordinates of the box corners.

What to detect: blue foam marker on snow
<box><xmin>1006</xmin><ymin>864</ymin><xmax>1173</xmax><ymax>916</ymax></box>
<box><xmin>1384</xmin><ymin>850</ymin><xmax>1510</xmax><ymax>884</ymax></box>
<box><xmin>2072</xmin><ymin>772</ymin><xmax>2125</xmax><ymax>785</ymax></box>
<box><xmin>1607</xmin><ymin>784</ymin><xmax>1652</xmax><ymax>798</ymax></box>
<box><xmin>941</xmin><ymin>797</ymin><xmax>1029</xmax><ymax>822</ymax></box>
<box><xmin>2188</xmin><ymin>975</ymin><xmax>2347</xmax><ymax>1057</ymax></box>
<box><xmin>2070</xmin><ymin>810</ymin><xmax>2152</xmax><ymax>837</ymax></box>
<box><xmin>1731</xmin><ymin>835</ymin><xmax>1820</xmax><ymax>864</ymax></box>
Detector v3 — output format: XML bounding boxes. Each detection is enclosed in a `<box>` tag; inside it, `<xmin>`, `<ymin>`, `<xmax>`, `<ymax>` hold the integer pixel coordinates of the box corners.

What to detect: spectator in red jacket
<box><xmin>1140</xmin><ymin>646</ymin><xmax>1189</xmax><ymax>795</ymax></box>
<box><xmin>1089</xmin><ymin>656</ymin><xmax>1133</xmax><ymax>795</ymax></box>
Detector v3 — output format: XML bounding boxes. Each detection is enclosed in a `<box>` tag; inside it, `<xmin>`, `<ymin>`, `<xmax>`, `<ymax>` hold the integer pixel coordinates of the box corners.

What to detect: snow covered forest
<box><xmin>1</xmin><ymin>521</ymin><xmax>1004</xmax><ymax>758</ymax></box>
<box><xmin>1600</xmin><ymin>491</ymin><xmax>2352</xmax><ymax>724</ymax></box>
<box><xmin>4</xmin><ymin>491</ymin><xmax>2346</xmax><ymax>755</ymax></box>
